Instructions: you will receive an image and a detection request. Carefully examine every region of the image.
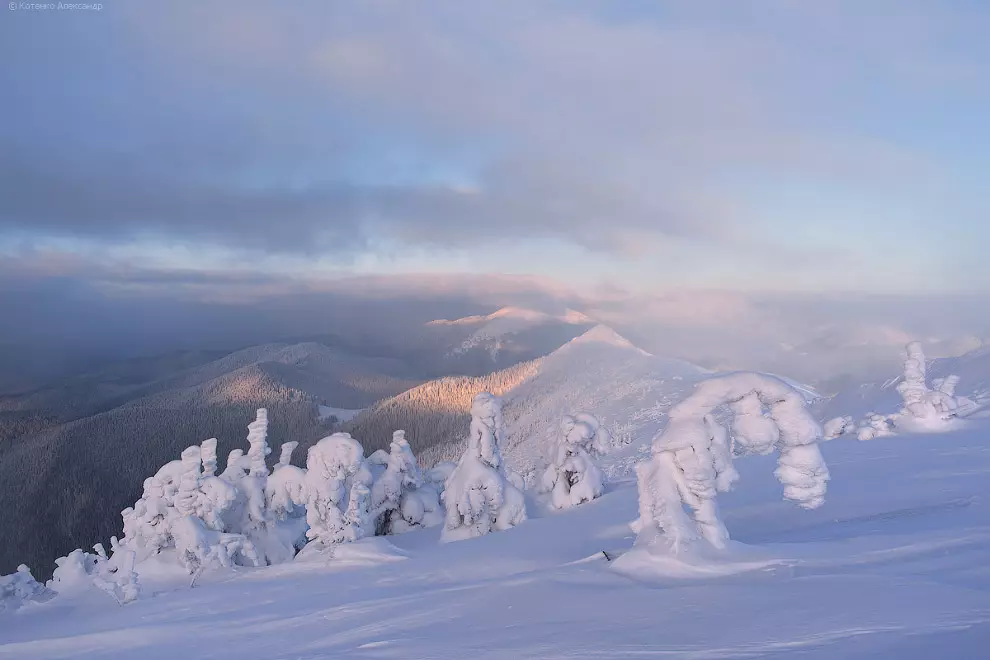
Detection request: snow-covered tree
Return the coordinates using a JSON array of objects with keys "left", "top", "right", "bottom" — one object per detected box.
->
[
  {"left": 1, "top": 565, "right": 53, "bottom": 612},
  {"left": 369, "top": 431, "right": 421, "bottom": 529},
  {"left": 266, "top": 441, "right": 307, "bottom": 521},
  {"left": 894, "top": 342, "right": 976, "bottom": 430},
  {"left": 303, "top": 433, "right": 374, "bottom": 546},
  {"left": 120, "top": 433, "right": 243, "bottom": 567},
  {"left": 855, "top": 412, "right": 894, "bottom": 441},
  {"left": 117, "top": 413, "right": 288, "bottom": 574},
  {"left": 48, "top": 538, "right": 141, "bottom": 604},
  {"left": 441, "top": 392, "right": 527, "bottom": 542},
  {"left": 170, "top": 516, "right": 260, "bottom": 584},
  {"left": 215, "top": 409, "right": 304, "bottom": 564},
  {"left": 823, "top": 416, "right": 855, "bottom": 440},
  {"left": 632, "top": 373, "right": 830, "bottom": 554},
  {"left": 368, "top": 430, "right": 444, "bottom": 534},
  {"left": 277, "top": 441, "right": 299, "bottom": 469},
  {"left": 541, "top": 413, "right": 608, "bottom": 509}
]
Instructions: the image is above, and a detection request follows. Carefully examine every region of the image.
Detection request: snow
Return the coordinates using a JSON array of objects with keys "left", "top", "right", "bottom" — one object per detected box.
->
[
  {"left": 499, "top": 325, "right": 710, "bottom": 476},
  {"left": 318, "top": 405, "right": 364, "bottom": 422},
  {"left": 5, "top": 425, "right": 990, "bottom": 658},
  {"left": 540, "top": 413, "right": 607, "bottom": 509}
]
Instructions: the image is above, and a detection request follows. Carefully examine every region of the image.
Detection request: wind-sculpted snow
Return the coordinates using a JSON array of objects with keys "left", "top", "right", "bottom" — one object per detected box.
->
[
  {"left": 303, "top": 433, "right": 374, "bottom": 547},
  {"left": 894, "top": 341, "right": 979, "bottom": 432},
  {"left": 441, "top": 393, "right": 526, "bottom": 541},
  {"left": 631, "top": 372, "right": 829, "bottom": 557},
  {"left": 0, "top": 566, "right": 52, "bottom": 612},
  {"left": 540, "top": 413, "right": 608, "bottom": 509},
  {"left": 368, "top": 431, "right": 444, "bottom": 535}
]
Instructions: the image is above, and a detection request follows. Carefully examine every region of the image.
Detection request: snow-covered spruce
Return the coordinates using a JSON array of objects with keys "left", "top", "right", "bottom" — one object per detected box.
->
[
  {"left": 0, "top": 565, "right": 53, "bottom": 612},
  {"left": 117, "top": 409, "right": 313, "bottom": 576},
  {"left": 5, "top": 410, "right": 453, "bottom": 598},
  {"left": 265, "top": 442, "right": 307, "bottom": 523},
  {"left": 368, "top": 430, "right": 443, "bottom": 535},
  {"left": 893, "top": 341, "right": 977, "bottom": 432},
  {"left": 303, "top": 433, "right": 375, "bottom": 547},
  {"left": 441, "top": 392, "right": 527, "bottom": 542},
  {"left": 540, "top": 413, "right": 609, "bottom": 509},
  {"left": 631, "top": 373, "right": 829, "bottom": 554},
  {"left": 219, "top": 409, "right": 306, "bottom": 564},
  {"left": 120, "top": 436, "right": 255, "bottom": 574}
]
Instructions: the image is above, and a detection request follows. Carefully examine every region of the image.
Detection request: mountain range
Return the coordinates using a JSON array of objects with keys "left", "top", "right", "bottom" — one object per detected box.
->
[
  {"left": 3, "top": 305, "right": 988, "bottom": 581},
  {"left": 0, "top": 307, "right": 593, "bottom": 576}
]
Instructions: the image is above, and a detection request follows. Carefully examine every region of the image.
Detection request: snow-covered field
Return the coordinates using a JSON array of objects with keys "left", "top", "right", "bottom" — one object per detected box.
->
[
  {"left": 4, "top": 424, "right": 990, "bottom": 659},
  {"left": 318, "top": 405, "right": 364, "bottom": 423}
]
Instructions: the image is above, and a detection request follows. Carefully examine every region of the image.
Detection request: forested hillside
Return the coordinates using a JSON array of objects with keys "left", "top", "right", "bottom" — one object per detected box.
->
[
  {"left": 344, "top": 360, "right": 542, "bottom": 464},
  {"left": 0, "top": 341, "right": 428, "bottom": 578}
]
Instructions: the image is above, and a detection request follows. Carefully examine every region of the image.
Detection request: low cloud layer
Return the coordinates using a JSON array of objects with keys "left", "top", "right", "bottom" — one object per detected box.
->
[{"left": 2, "top": 253, "right": 987, "bottom": 394}]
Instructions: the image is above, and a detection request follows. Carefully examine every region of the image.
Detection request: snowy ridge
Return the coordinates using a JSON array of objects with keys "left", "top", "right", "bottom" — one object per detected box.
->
[
  {"left": 555, "top": 323, "right": 653, "bottom": 356},
  {"left": 427, "top": 306, "right": 595, "bottom": 358}
]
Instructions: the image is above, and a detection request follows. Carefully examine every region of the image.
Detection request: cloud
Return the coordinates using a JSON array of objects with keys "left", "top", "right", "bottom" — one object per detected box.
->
[
  {"left": 2, "top": 250, "right": 988, "bottom": 395},
  {"left": 3, "top": 0, "right": 984, "bottom": 282}
]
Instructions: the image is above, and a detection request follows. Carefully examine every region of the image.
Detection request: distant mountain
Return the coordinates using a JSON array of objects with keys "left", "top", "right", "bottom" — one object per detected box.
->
[
  {"left": 421, "top": 306, "right": 595, "bottom": 375},
  {"left": 346, "top": 325, "right": 711, "bottom": 475}
]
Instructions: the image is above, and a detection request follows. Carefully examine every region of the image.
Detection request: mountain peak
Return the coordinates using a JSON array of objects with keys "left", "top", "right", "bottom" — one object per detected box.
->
[{"left": 561, "top": 324, "right": 652, "bottom": 356}]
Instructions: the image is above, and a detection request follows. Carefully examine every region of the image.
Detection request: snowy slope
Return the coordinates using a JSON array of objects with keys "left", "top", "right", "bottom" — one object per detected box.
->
[
  {"left": 357, "top": 325, "right": 713, "bottom": 471},
  {"left": 5, "top": 426, "right": 990, "bottom": 658},
  {"left": 500, "top": 325, "right": 710, "bottom": 475}
]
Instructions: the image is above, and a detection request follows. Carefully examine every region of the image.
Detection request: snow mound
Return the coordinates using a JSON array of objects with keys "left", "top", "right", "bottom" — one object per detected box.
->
[
  {"left": 294, "top": 536, "right": 410, "bottom": 569},
  {"left": 612, "top": 541, "right": 784, "bottom": 580}
]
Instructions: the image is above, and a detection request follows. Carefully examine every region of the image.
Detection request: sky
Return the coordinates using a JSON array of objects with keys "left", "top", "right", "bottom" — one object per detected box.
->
[
  {"left": 1, "top": 0, "right": 988, "bottom": 295},
  {"left": 1, "top": 1, "right": 990, "bottom": 388}
]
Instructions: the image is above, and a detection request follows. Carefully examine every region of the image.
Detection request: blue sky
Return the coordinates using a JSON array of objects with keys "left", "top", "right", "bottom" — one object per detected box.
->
[{"left": 1, "top": 0, "right": 988, "bottom": 294}]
